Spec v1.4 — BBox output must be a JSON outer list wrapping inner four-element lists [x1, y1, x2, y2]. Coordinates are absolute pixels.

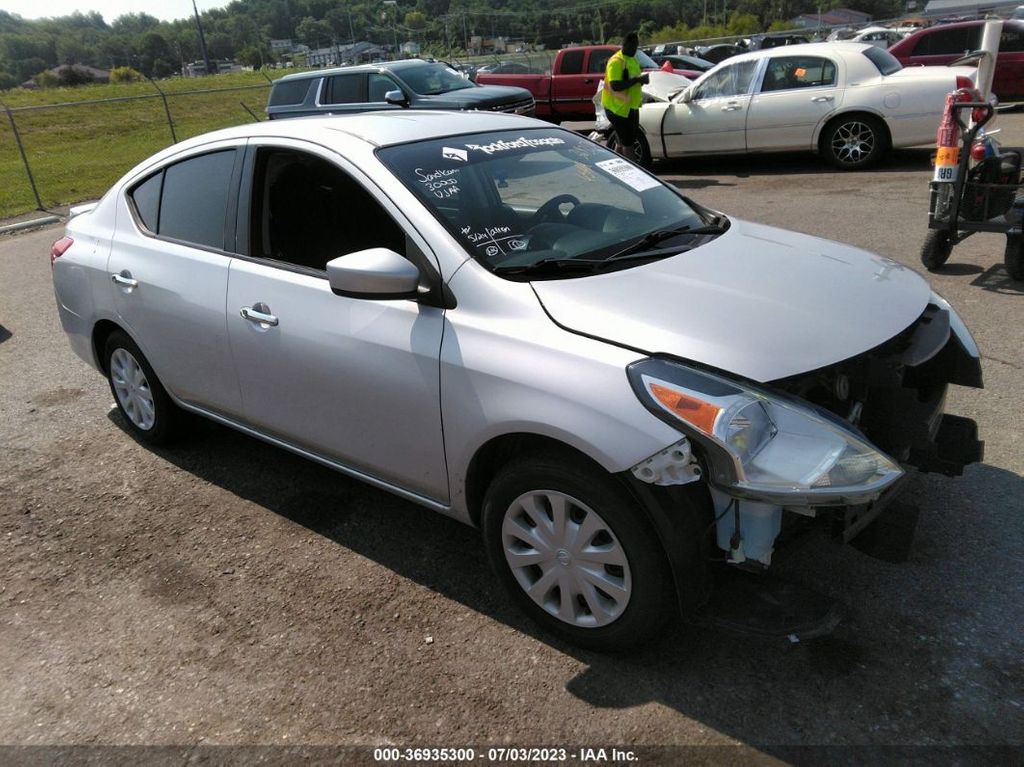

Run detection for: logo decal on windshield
[[442, 147, 468, 162], [464, 136, 565, 155]]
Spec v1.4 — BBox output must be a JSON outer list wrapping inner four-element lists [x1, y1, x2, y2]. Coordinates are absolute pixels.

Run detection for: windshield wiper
[[492, 257, 602, 277], [599, 223, 728, 267]]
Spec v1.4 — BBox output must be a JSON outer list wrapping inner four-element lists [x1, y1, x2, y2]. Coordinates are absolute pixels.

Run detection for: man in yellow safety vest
[[601, 32, 649, 162]]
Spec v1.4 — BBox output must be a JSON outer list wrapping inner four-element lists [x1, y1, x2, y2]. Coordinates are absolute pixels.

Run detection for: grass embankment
[[0, 71, 299, 220]]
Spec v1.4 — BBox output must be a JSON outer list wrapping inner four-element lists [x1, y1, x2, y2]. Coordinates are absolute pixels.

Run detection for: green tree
[[295, 16, 334, 47]]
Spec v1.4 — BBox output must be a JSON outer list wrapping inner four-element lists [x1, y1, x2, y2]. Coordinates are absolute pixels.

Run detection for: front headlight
[[628, 358, 903, 505]]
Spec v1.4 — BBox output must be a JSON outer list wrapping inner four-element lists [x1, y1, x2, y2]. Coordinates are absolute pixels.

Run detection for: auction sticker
[[595, 158, 660, 191]]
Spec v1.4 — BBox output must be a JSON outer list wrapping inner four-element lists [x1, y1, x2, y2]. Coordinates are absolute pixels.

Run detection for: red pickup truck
[[475, 45, 694, 122]]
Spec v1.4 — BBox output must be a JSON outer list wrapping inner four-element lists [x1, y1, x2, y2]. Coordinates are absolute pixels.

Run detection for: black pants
[[607, 108, 639, 148]]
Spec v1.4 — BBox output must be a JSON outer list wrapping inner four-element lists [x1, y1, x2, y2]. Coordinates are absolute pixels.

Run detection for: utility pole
[[192, 0, 214, 75], [383, 0, 398, 58]]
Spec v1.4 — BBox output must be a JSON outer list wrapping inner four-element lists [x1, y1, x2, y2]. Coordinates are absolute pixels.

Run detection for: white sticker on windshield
[[595, 158, 660, 192], [442, 147, 468, 162]]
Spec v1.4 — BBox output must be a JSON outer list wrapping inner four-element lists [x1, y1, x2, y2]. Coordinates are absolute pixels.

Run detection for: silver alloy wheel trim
[[501, 490, 632, 628], [110, 348, 156, 431], [831, 120, 875, 166]]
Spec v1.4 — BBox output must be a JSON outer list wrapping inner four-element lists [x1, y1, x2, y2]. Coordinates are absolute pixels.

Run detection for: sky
[[0, 1, 229, 24]]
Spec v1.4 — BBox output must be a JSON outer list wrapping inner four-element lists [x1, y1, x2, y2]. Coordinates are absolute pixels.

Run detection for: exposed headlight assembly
[[627, 358, 903, 506]]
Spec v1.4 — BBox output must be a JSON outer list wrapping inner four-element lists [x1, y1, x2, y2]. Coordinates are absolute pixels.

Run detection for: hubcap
[[501, 491, 631, 628], [110, 348, 156, 430], [832, 121, 875, 166]]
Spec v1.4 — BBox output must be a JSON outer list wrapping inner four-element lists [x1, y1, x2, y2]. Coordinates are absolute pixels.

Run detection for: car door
[[319, 72, 375, 113], [661, 58, 760, 155], [225, 139, 448, 501], [108, 143, 245, 418], [746, 54, 842, 152], [550, 48, 595, 118]]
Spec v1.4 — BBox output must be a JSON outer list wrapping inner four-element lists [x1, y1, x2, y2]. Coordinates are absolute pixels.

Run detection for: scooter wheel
[[921, 229, 952, 271], [1005, 234, 1024, 280]]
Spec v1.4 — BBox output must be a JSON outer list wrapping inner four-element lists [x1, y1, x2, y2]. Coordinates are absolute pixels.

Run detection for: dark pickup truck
[[267, 59, 535, 119]]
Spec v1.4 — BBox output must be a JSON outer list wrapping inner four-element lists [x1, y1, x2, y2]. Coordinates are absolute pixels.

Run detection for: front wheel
[[104, 330, 182, 445], [482, 453, 675, 651], [822, 115, 887, 170], [1005, 234, 1024, 280], [921, 229, 952, 271]]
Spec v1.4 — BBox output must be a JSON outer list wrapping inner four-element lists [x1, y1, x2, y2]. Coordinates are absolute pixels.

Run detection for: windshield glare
[[378, 129, 709, 278], [398, 63, 475, 95]]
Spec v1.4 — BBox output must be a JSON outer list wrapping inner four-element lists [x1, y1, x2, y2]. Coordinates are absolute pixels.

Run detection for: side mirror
[[385, 89, 409, 107], [327, 248, 421, 300]]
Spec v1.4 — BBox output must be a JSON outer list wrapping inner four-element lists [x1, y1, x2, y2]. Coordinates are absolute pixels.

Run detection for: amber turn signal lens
[[649, 382, 721, 435]]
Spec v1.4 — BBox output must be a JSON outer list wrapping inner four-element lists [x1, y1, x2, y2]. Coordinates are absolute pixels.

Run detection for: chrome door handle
[[111, 271, 138, 288], [721, 103, 742, 112], [812, 95, 834, 103], [240, 305, 279, 327]]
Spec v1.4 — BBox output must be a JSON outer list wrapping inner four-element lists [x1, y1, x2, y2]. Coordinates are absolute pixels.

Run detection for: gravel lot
[[1, 114, 1022, 760]]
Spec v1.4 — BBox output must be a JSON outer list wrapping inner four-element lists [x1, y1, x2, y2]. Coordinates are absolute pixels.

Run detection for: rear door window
[[129, 171, 162, 232], [1001, 27, 1024, 52], [322, 73, 366, 104], [760, 56, 836, 92], [587, 50, 612, 74], [912, 26, 976, 56], [138, 150, 237, 250]]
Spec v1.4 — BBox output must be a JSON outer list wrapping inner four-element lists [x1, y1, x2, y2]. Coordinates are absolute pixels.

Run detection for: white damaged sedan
[[638, 42, 980, 169], [51, 112, 983, 650]]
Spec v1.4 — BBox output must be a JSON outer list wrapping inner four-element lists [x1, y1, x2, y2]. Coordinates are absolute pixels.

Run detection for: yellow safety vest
[[602, 50, 643, 118]]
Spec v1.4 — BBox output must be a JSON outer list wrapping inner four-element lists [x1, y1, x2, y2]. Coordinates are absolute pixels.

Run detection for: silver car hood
[[531, 219, 930, 382]]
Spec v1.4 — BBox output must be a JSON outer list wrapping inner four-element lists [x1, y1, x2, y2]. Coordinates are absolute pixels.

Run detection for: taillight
[[955, 75, 975, 91], [50, 236, 73, 266]]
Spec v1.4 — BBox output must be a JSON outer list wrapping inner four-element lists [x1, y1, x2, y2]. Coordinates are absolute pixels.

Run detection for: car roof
[[273, 58, 446, 84], [167, 111, 544, 152], [724, 41, 874, 63]]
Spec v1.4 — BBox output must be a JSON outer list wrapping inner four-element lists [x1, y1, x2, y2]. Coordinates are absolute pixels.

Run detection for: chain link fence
[[0, 78, 272, 220]]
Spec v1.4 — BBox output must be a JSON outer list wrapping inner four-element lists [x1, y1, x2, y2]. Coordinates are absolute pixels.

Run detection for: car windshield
[[397, 62, 475, 95], [378, 129, 716, 279]]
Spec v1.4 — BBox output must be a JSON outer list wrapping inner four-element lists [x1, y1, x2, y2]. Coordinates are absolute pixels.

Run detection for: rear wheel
[[921, 229, 953, 271], [609, 131, 653, 169], [822, 114, 887, 170], [482, 453, 675, 651], [104, 330, 182, 445], [1005, 234, 1024, 280]]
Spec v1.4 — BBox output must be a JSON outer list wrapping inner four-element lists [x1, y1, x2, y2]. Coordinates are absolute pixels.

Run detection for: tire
[[103, 330, 182, 445], [1005, 234, 1024, 280], [609, 131, 654, 170], [821, 114, 888, 170], [921, 229, 952, 271], [482, 453, 676, 651]]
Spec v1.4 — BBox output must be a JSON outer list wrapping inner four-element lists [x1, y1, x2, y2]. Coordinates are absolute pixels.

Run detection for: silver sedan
[[51, 112, 983, 650]]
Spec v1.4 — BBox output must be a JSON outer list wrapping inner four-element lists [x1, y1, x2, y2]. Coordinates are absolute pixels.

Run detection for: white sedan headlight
[[628, 358, 903, 505]]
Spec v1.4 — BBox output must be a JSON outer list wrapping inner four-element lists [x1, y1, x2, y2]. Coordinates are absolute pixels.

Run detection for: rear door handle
[[812, 95, 834, 103], [111, 271, 138, 289], [583, 78, 594, 84], [240, 304, 279, 327], [721, 103, 742, 112]]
